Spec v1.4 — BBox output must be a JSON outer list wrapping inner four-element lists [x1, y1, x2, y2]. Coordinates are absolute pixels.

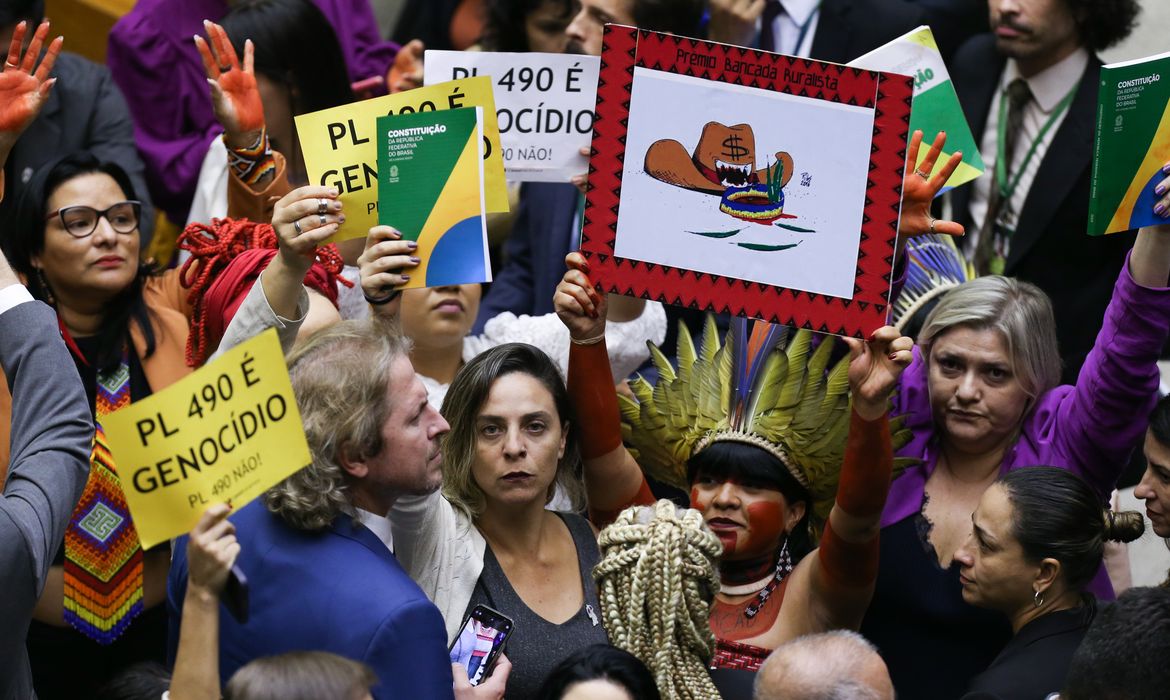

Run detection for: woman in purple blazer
[[861, 191, 1170, 699]]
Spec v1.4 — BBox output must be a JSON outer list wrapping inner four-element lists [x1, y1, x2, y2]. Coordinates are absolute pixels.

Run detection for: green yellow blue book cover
[[1089, 51, 1170, 235], [377, 106, 491, 287], [850, 26, 985, 194]]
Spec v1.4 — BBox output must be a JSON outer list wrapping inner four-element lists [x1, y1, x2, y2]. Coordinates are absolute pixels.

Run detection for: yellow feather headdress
[[619, 316, 912, 537]]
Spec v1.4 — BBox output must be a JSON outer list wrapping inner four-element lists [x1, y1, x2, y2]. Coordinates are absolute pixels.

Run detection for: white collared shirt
[[356, 507, 395, 552], [967, 48, 1089, 256], [0, 283, 33, 316], [762, 0, 821, 57]]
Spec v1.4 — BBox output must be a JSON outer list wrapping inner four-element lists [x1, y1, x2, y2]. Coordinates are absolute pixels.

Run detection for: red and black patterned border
[[580, 25, 913, 338]]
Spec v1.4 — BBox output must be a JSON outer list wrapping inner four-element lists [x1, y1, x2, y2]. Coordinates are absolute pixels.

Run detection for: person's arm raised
[[263, 185, 344, 321], [356, 225, 420, 318], [800, 326, 912, 633], [0, 20, 61, 190], [168, 504, 239, 700], [557, 252, 652, 522], [895, 130, 965, 259]]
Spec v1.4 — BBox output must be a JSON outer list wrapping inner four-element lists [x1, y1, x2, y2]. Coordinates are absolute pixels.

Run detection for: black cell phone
[[222, 564, 249, 623], [448, 604, 514, 686]]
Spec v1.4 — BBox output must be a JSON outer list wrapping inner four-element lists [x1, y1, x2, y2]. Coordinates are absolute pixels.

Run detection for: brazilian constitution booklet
[[377, 106, 491, 287], [849, 26, 985, 195], [1089, 50, 1170, 235]]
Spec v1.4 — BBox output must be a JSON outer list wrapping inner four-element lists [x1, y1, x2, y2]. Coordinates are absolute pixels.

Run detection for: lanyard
[[995, 82, 1076, 202]]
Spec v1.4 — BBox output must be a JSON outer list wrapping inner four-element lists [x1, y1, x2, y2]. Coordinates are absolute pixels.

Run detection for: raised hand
[[388, 39, 425, 94], [195, 20, 265, 148], [357, 225, 419, 307], [842, 325, 913, 421], [0, 21, 62, 163], [186, 503, 240, 597], [900, 130, 965, 239], [271, 185, 343, 271], [555, 251, 606, 341]]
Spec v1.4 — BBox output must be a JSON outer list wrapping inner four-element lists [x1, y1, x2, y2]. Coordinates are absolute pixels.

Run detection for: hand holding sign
[[187, 503, 240, 597], [195, 20, 265, 148], [0, 21, 61, 162], [389, 39, 425, 93], [272, 185, 344, 270], [102, 329, 310, 549]]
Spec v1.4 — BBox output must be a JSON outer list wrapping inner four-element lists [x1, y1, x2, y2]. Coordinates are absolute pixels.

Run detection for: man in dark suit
[[167, 325, 461, 699], [705, 0, 983, 64], [474, 0, 703, 333], [949, 0, 1140, 383]]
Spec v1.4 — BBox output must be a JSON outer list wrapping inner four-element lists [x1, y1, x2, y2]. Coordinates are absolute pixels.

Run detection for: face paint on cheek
[[742, 501, 785, 555]]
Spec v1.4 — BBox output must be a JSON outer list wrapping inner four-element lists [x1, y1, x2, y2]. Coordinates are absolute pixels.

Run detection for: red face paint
[[741, 501, 785, 557]]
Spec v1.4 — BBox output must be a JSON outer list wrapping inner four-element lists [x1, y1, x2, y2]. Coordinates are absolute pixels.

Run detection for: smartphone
[[448, 604, 514, 686], [222, 564, 249, 623]]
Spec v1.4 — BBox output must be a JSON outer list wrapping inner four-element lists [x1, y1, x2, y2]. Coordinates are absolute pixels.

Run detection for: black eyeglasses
[[45, 201, 142, 238]]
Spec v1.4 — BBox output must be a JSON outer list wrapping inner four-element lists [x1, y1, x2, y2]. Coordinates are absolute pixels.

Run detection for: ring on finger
[[317, 198, 328, 216], [3, 61, 16, 69], [218, 64, 231, 73], [293, 219, 303, 235], [927, 216, 937, 235], [915, 168, 930, 180], [319, 213, 327, 227]]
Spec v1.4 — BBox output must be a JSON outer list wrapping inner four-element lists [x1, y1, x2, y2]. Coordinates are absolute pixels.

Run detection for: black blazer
[[961, 598, 1096, 700], [808, 0, 924, 63], [950, 35, 1135, 384]]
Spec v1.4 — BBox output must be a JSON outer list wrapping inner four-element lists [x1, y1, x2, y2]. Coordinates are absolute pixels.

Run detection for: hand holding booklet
[[376, 106, 492, 289]]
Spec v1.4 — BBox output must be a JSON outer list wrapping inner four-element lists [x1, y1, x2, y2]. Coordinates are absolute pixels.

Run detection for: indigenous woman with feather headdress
[[557, 260, 915, 673]]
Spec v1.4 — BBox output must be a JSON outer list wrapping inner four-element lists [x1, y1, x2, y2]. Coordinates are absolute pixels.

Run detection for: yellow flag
[[102, 329, 311, 548], [295, 76, 509, 242]]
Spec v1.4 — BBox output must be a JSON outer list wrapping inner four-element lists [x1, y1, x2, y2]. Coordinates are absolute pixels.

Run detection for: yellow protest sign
[[295, 76, 509, 242], [102, 329, 311, 548]]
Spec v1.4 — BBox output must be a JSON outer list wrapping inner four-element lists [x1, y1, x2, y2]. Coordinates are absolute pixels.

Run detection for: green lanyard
[[995, 82, 1077, 202]]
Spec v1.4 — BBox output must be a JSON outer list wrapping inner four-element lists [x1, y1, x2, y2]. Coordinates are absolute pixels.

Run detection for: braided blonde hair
[[594, 499, 723, 700]]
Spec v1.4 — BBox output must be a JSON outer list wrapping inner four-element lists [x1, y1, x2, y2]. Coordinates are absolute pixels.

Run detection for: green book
[[377, 106, 491, 287], [1088, 50, 1170, 235], [849, 26, 985, 194]]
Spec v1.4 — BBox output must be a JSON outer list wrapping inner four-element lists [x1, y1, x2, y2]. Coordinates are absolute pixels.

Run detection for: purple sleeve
[[1053, 252, 1170, 497], [107, 12, 221, 224], [313, 0, 399, 90]]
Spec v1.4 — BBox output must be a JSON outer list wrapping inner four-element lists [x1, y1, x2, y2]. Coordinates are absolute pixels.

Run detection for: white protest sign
[[424, 51, 600, 182]]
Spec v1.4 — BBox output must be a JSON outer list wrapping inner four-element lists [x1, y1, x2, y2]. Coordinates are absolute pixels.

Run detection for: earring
[[1033, 589, 1044, 607], [35, 269, 55, 306]]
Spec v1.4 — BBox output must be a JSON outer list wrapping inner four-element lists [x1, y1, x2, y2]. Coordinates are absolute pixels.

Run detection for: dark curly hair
[[481, 0, 576, 52], [1068, 0, 1140, 51]]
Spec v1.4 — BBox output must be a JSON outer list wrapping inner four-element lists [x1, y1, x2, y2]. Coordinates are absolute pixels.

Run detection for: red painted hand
[[900, 130, 965, 239], [195, 20, 265, 145], [388, 39, 424, 94], [0, 21, 62, 157]]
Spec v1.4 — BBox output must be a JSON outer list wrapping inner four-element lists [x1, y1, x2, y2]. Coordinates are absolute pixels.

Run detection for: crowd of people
[[3, 0, 1170, 698]]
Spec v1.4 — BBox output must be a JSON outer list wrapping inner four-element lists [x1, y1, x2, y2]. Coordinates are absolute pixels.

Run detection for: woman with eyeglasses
[[0, 22, 333, 697]]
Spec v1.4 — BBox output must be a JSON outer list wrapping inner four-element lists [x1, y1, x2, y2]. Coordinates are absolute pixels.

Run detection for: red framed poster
[[581, 26, 913, 337]]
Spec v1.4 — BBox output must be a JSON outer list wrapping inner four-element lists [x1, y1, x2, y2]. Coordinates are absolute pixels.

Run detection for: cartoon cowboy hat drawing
[[644, 121, 794, 195]]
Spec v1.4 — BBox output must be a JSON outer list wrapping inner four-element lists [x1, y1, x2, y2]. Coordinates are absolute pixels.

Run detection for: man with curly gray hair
[[167, 317, 487, 699]]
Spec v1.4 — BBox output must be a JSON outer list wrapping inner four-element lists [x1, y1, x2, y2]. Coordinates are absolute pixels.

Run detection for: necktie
[[64, 350, 145, 644], [974, 78, 1032, 276], [758, 0, 784, 52]]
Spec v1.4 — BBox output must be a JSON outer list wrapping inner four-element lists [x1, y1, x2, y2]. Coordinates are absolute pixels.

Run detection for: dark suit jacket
[[809, 0, 924, 63], [0, 52, 155, 246], [960, 599, 1095, 700], [950, 35, 1135, 383], [168, 501, 455, 700], [474, 182, 578, 333]]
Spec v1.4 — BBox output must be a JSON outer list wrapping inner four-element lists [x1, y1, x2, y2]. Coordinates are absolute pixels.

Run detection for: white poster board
[[424, 50, 600, 182]]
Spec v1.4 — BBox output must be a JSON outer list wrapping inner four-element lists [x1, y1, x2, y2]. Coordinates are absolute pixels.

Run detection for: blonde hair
[[594, 499, 723, 700], [919, 275, 1061, 400], [264, 318, 409, 531]]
